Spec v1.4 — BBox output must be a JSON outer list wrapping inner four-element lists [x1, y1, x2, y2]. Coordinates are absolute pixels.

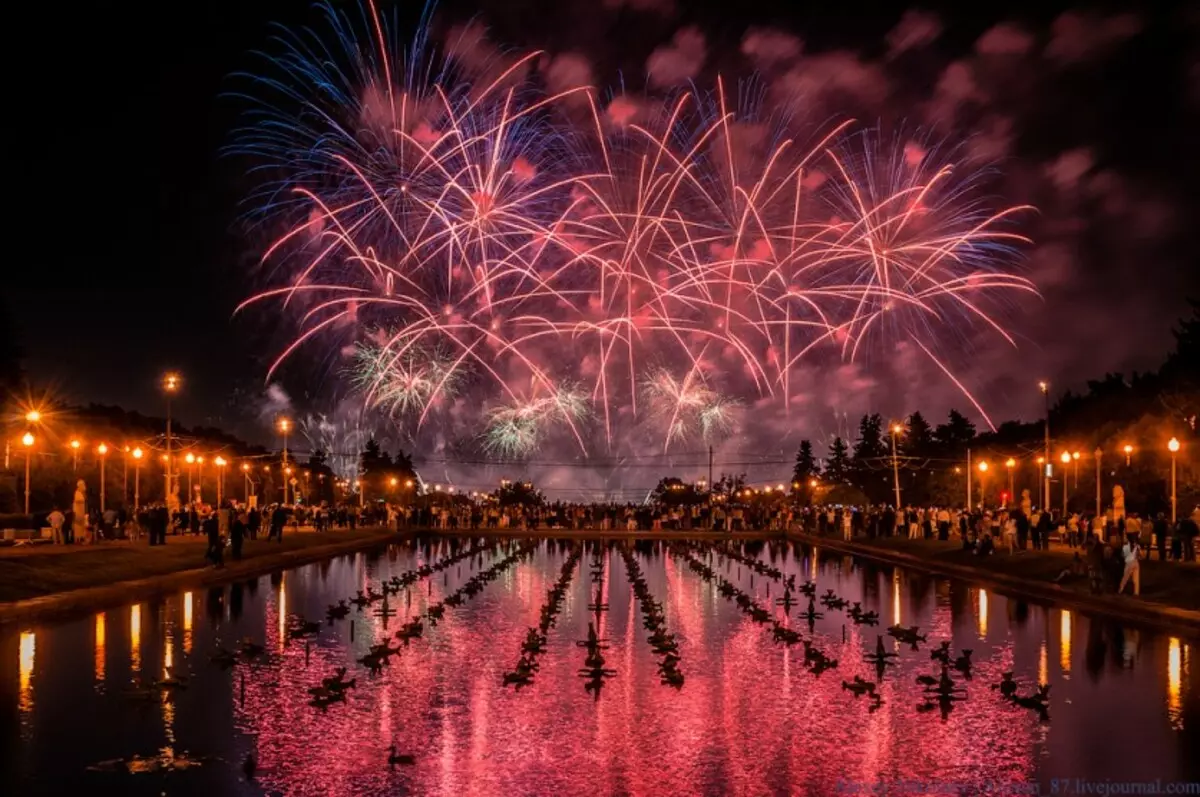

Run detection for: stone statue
[[72, 480, 89, 543], [1112, 485, 1126, 523], [1020, 489, 1032, 517]]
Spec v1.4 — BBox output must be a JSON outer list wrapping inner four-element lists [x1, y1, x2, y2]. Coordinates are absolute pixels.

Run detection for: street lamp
[[1123, 444, 1133, 467], [21, 432, 35, 514], [70, 439, 81, 472], [132, 447, 143, 511], [24, 410, 41, 424], [889, 423, 904, 509], [1004, 458, 1016, 505], [185, 452, 196, 506], [977, 460, 989, 508], [1072, 451, 1080, 488], [1171, 436, 1180, 523], [214, 456, 227, 505], [1039, 381, 1051, 519], [162, 372, 180, 507], [278, 418, 291, 503], [1060, 451, 1071, 516], [97, 443, 109, 512], [1036, 456, 1046, 508], [242, 463, 251, 503]]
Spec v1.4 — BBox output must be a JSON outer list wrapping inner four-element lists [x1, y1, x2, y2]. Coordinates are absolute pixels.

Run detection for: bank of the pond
[[789, 532, 1200, 636], [0, 527, 405, 624]]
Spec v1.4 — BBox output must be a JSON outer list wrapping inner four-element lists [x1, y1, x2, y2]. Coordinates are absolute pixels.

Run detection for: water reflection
[[1061, 610, 1072, 675], [977, 588, 988, 639], [130, 604, 141, 674], [18, 630, 34, 715], [2, 539, 1196, 796], [1169, 637, 1182, 729], [94, 613, 106, 684], [183, 591, 193, 654]]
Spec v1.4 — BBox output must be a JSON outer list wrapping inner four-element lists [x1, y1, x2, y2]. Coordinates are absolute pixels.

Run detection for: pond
[[2, 537, 1196, 796]]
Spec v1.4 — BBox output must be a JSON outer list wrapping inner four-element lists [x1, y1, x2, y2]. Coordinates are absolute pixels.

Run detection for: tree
[[792, 440, 819, 504], [934, 410, 976, 457], [851, 414, 888, 501], [496, 480, 544, 507], [713, 472, 747, 501], [824, 437, 851, 485], [902, 412, 934, 457], [651, 477, 704, 506], [359, 438, 392, 477], [304, 449, 336, 505]]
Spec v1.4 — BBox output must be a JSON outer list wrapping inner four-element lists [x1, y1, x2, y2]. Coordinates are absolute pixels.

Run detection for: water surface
[[2, 537, 1196, 796]]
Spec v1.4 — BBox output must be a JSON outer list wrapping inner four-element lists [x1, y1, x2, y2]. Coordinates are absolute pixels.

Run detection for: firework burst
[[484, 385, 590, 458], [235, 2, 1037, 455]]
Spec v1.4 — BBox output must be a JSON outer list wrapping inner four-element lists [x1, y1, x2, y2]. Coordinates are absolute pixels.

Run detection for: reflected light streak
[[977, 589, 988, 639], [183, 592, 194, 654], [163, 627, 176, 748], [19, 631, 35, 714], [891, 571, 902, 626], [1038, 641, 1048, 686], [1060, 611, 1071, 675], [130, 604, 142, 673], [1167, 637, 1182, 729], [95, 613, 106, 683], [810, 548, 819, 581], [278, 574, 288, 651]]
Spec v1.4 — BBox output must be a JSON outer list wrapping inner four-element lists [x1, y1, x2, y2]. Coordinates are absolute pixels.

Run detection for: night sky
[[9, 0, 1199, 445]]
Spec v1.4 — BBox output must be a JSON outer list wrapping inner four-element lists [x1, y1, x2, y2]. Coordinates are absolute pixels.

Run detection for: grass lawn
[[842, 536, 1200, 611], [0, 527, 397, 604]]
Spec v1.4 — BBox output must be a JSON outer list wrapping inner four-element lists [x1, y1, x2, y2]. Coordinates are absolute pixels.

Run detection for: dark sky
[[9, 0, 1199, 446]]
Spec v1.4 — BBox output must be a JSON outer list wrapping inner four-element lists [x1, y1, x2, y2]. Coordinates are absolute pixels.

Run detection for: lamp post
[[1094, 447, 1103, 518], [184, 452, 195, 507], [278, 418, 291, 504], [889, 423, 903, 509], [1171, 436, 1180, 523], [162, 373, 180, 506], [70, 439, 81, 472], [1060, 451, 1071, 516], [1036, 457, 1045, 508], [977, 460, 989, 509], [196, 456, 205, 504], [122, 445, 130, 507], [132, 447, 143, 511], [284, 467, 293, 506], [1123, 444, 1133, 467], [1072, 451, 1080, 488], [1039, 381, 1051, 518], [242, 463, 251, 503], [215, 456, 227, 505], [1005, 458, 1016, 506], [97, 443, 109, 512], [21, 432, 35, 514]]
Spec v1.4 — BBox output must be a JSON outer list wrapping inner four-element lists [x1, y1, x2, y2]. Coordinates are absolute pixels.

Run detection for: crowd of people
[[36, 492, 1199, 598]]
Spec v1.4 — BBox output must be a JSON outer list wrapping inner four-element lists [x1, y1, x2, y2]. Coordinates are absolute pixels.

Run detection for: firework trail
[[235, 1, 1036, 456]]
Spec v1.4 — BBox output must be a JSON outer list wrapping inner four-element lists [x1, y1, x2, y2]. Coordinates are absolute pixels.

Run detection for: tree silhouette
[[792, 440, 819, 504], [934, 410, 976, 457], [824, 437, 851, 485]]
